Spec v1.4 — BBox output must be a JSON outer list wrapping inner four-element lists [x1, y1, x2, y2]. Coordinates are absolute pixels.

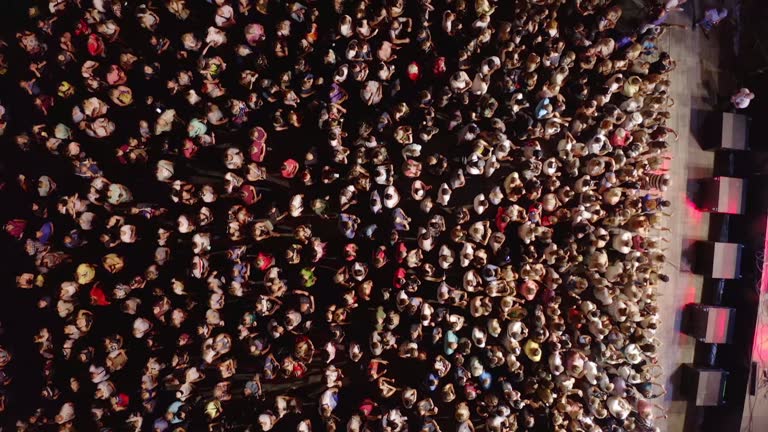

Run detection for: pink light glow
[[725, 189, 741, 214], [683, 284, 698, 307], [761, 217, 768, 295], [755, 324, 768, 360], [751, 217, 768, 361], [685, 197, 705, 225], [713, 308, 729, 343]]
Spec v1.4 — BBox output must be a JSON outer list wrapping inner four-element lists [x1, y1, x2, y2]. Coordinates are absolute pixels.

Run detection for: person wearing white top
[[731, 88, 755, 109], [664, 0, 687, 12], [697, 8, 728, 37]]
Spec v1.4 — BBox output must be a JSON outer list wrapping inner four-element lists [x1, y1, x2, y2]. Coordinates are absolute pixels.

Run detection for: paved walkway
[[655, 1, 739, 430]]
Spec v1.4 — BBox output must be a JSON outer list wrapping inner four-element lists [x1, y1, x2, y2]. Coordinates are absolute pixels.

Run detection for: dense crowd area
[[0, 1, 677, 431]]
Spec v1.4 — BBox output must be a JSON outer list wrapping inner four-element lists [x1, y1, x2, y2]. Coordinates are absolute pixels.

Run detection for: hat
[[624, 343, 643, 364], [524, 340, 542, 362], [156, 160, 174, 182], [76, 263, 96, 284]]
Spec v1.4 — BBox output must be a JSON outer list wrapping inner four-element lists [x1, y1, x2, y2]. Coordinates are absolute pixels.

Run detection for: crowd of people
[[0, 0, 680, 431]]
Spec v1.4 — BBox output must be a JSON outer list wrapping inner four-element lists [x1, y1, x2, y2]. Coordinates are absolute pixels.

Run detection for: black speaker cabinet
[[693, 241, 743, 280], [681, 364, 729, 406], [699, 111, 750, 151], [681, 304, 736, 344], [699, 177, 747, 215]]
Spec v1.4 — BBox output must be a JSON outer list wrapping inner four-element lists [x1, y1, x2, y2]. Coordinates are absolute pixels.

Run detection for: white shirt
[[705, 8, 728, 23], [731, 88, 755, 109]]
